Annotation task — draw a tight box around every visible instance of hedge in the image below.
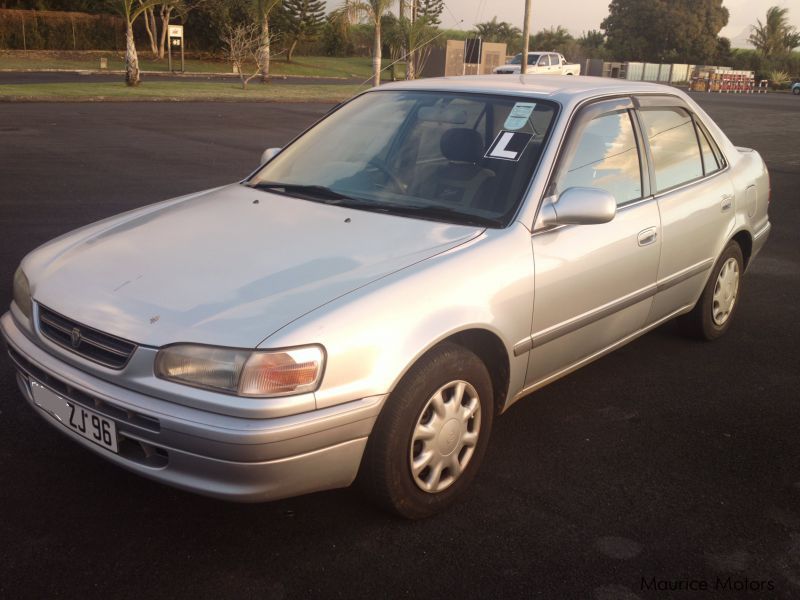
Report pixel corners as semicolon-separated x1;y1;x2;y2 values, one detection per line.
0;9;125;50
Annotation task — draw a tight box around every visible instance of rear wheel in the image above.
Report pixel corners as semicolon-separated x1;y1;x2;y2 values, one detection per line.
359;342;494;519
679;241;743;340
793;86;800;95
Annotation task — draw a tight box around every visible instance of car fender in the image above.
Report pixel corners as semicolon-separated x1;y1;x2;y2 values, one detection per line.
261;223;536;412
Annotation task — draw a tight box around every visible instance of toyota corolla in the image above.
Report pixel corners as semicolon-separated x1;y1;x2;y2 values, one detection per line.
2;76;771;518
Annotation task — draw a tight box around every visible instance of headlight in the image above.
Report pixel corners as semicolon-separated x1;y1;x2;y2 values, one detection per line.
155;344;325;397
12;266;33;320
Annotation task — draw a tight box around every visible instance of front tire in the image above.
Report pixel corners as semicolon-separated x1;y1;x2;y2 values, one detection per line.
359;342;494;519
679;241;744;340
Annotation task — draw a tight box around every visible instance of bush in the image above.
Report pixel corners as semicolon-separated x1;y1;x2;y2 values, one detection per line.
730;48;800;80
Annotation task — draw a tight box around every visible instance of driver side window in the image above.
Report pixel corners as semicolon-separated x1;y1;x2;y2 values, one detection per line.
553;110;643;206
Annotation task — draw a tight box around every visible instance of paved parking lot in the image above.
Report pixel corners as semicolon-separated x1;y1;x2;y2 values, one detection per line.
0;92;799;599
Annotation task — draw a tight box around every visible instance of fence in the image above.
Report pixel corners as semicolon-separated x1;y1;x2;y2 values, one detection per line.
689;74;768;94
584;59;763;93
622;62;693;83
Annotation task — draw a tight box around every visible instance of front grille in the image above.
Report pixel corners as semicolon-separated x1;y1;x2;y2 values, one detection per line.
38;306;137;369
7;345;160;433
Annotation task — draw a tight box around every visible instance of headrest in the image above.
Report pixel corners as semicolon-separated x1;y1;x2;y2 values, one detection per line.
440;128;483;163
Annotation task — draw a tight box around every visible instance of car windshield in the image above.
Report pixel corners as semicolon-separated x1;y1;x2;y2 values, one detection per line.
248;90;558;228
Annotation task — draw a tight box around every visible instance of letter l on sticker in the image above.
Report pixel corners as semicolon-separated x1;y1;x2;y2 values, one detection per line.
486;131;533;161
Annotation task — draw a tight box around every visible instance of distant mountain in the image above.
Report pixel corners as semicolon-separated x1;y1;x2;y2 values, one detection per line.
729;26;754;49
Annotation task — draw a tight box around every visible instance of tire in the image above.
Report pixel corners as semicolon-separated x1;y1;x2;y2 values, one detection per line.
358;342;494;519
679;241;744;341
793;86;800;95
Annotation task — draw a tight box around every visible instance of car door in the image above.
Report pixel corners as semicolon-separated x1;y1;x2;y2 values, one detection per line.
549;54;561;74
523;97;661;387
634;96;736;323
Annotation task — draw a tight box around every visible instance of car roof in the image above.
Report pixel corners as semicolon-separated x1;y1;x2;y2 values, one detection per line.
370;75;686;108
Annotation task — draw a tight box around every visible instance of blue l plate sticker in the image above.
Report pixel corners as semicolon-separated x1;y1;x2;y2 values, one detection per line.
485;131;533;161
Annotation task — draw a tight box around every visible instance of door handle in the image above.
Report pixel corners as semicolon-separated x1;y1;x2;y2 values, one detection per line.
721;194;733;212
637;227;658;247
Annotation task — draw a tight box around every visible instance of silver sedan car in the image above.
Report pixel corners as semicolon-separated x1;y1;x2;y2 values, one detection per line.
3;76;770;518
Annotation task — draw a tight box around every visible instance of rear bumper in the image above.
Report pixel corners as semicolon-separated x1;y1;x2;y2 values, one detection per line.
1;311;385;502
750;221;771;268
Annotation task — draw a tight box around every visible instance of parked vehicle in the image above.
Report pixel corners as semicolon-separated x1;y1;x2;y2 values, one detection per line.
493;52;581;75
3;76;770;518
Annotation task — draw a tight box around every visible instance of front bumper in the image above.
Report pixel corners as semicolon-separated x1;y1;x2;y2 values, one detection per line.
1;311;385;502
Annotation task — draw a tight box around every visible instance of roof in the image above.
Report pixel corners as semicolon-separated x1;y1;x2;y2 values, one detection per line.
371;75;687;108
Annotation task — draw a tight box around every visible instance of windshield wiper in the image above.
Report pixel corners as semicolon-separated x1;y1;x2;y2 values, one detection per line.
249;182;499;227
380;204;501;228
249;182;401;214
250;181;356;202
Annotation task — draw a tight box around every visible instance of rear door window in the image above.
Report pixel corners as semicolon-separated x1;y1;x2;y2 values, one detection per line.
639;108;704;192
695;122;723;176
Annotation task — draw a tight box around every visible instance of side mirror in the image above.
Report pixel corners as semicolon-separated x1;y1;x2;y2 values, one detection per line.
539;187;617;227
260;147;281;165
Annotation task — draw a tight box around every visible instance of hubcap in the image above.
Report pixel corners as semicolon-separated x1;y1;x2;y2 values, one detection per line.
712;257;740;326
409;380;481;493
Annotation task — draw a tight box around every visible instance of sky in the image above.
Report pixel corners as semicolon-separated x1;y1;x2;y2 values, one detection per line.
411;0;800;48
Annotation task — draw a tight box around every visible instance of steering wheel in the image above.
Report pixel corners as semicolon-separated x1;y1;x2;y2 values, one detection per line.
367;158;407;193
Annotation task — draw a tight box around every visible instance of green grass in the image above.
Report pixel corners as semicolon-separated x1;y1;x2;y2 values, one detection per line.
0;51;404;80
0;81;366;102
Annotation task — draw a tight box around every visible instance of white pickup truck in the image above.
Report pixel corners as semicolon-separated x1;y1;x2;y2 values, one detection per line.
493;52;581;76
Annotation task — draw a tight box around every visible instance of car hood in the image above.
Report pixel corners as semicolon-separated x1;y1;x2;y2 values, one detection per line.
494;65;521;73
27;184;482;348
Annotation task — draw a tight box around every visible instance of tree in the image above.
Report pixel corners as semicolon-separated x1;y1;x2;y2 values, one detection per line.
404;14;437;79
256;0;282;81
749;6;800;58
141;1;160;56
282;0;325;62
474;17;521;46
601;0;728;64
416;0;443;27
531;26;573;52
177;0;253;52
221;22;270;89
341;0;395;86
578;29;606;58
140;1;187;59
113;0;161;86
322;6;355;55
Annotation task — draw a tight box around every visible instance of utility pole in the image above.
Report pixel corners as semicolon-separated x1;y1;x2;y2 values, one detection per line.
521;0;532;75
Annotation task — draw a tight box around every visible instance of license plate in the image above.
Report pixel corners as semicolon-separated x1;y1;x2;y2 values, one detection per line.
30;380;119;453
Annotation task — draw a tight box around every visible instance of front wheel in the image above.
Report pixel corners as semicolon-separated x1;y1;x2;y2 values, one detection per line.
793;86;800;95
358;342;494;519
679;241;744;340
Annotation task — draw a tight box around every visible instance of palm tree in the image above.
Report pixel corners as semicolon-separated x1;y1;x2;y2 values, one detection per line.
749;6;800;57
116;0;161;86
256;0;282;81
341;0;396;86
531;26;573;52
474;17;521;46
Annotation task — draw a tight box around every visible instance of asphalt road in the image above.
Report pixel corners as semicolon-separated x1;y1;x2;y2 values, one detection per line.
0;92;799;600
